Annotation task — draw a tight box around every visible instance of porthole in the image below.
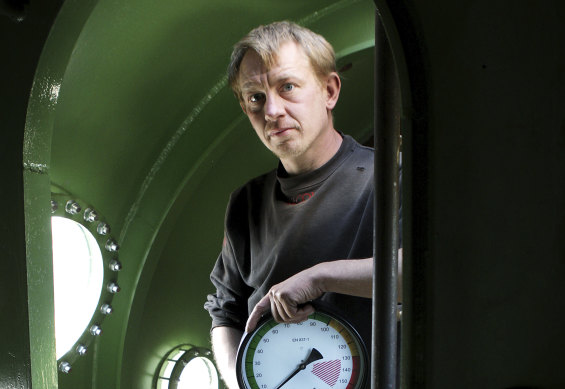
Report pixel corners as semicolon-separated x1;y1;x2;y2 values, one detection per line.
50;193;122;373
155;346;218;389
51;216;104;359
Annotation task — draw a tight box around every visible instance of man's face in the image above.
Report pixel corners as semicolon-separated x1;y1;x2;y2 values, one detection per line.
237;41;339;168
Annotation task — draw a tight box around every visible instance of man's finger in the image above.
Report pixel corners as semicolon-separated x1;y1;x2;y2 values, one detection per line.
271;295;285;323
245;294;271;333
295;303;316;321
273;295;293;322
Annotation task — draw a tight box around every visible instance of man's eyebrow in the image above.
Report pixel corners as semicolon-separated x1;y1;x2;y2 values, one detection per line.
240;81;262;92
272;72;302;84
240;72;304;93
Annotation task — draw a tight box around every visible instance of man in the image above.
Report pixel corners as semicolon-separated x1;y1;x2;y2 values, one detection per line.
204;21;374;389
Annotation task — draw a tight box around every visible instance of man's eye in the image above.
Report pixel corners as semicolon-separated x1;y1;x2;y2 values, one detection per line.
282;83;294;92
249;93;264;103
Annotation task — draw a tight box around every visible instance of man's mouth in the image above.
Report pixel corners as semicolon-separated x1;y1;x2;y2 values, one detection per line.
268;127;294;137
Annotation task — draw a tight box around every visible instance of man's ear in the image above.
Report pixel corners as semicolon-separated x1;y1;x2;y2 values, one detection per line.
325;72;341;110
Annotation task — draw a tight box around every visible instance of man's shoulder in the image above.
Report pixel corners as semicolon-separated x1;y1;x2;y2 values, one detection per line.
223;168;277;225
230;168;278;200
346;135;374;155
342;135;374;170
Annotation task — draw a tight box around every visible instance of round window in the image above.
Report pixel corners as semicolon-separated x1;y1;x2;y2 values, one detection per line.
156;346;218;389
51;216;104;360
177;356;218;389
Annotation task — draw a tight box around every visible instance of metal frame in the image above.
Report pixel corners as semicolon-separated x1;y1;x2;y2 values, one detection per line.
372;7;402;389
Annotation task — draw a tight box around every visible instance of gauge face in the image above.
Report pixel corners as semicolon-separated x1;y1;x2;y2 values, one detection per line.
236;311;367;389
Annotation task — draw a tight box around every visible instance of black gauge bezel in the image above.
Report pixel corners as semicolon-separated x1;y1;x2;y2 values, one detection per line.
235;306;368;389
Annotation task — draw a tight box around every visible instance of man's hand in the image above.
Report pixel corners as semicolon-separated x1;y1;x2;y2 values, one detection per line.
245;258;374;333
245;266;323;332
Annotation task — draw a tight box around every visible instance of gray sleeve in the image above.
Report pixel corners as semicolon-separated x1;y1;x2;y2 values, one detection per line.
204;243;250;332
204;188;254;331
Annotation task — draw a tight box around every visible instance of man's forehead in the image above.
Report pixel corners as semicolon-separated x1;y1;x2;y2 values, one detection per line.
239;50;271;78
238;42;312;87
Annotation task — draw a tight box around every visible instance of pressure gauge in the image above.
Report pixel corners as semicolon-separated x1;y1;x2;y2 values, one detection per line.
236;309;368;389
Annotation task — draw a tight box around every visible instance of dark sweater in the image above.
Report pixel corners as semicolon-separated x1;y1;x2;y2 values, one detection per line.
205;135;374;350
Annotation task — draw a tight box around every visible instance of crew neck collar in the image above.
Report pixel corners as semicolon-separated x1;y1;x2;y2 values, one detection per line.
277;134;355;197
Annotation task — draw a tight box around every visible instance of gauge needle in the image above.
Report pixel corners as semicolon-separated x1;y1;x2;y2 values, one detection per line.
275;348;324;389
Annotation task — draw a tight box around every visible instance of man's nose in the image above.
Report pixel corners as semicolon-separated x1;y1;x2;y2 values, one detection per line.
264;93;285;121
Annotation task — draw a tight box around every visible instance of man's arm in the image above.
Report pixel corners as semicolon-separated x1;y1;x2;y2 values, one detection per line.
245;250;403;333
211;326;243;389
245;258;373;333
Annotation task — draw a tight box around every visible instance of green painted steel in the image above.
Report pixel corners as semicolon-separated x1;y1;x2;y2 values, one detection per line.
1;1;63;388
9;0;565;388
21;1;375;388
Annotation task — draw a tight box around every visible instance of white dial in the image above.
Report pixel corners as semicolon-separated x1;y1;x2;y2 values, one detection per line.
236;311;367;389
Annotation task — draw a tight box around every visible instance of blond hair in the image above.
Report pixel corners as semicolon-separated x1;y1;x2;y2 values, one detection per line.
228;21;336;100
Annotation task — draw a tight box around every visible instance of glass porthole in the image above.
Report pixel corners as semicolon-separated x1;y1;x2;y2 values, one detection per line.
155;346;218;389
50;193;122;372
51;216;104;359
